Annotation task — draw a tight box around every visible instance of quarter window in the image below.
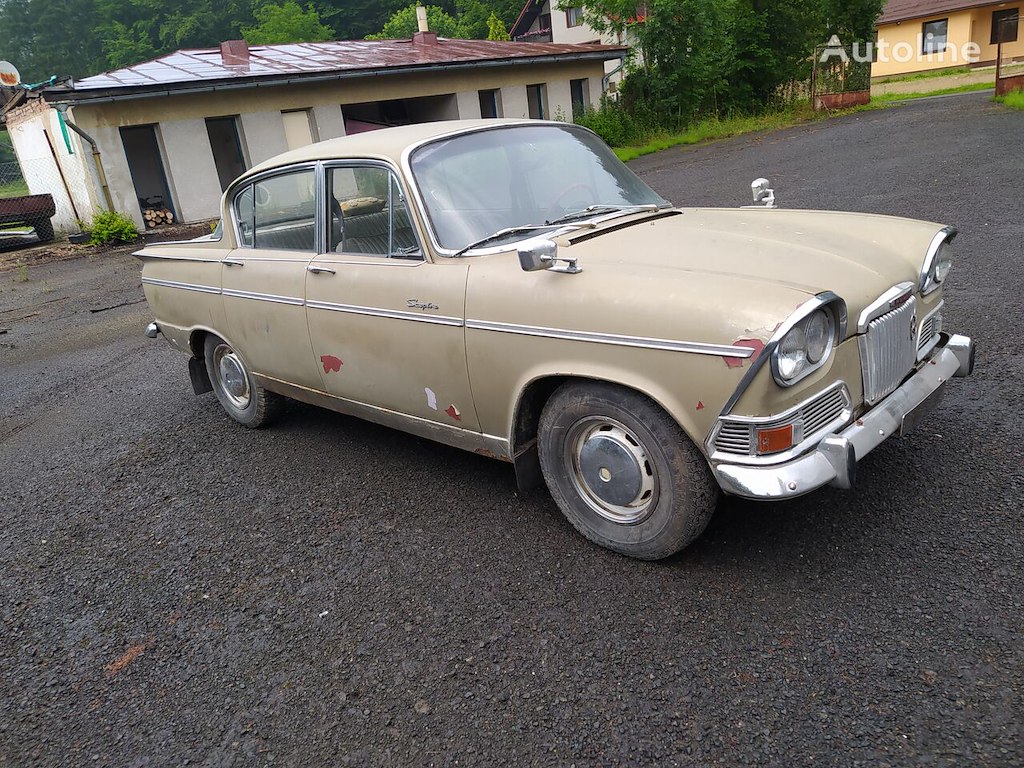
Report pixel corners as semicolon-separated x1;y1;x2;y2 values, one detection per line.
234;168;317;251
922;18;948;54
327;166;421;259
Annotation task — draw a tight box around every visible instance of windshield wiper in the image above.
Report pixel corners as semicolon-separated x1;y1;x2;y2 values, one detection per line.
453;225;556;257
545;203;662;226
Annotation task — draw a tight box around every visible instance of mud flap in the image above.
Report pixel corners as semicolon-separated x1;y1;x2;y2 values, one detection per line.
513;440;544;495
189;357;213;395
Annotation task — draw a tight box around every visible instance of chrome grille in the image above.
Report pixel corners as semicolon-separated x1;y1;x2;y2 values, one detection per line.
918;311;942;352
713;384;851;458
860;295;918;405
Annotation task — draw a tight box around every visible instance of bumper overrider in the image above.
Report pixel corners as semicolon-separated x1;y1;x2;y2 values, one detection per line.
713;333;975;500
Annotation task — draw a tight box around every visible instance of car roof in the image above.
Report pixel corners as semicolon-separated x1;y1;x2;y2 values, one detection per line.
246;118;545;176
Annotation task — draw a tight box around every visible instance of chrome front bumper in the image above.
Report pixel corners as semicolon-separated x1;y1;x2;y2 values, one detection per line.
713;334;974;500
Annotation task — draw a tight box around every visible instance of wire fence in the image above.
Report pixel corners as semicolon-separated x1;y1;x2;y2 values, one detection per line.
0;154;95;233
0;160;29;198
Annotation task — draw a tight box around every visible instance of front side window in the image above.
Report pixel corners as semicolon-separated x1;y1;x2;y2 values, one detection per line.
922;18;948;54
233;168;316;251
409;124;668;252
327;166;421;259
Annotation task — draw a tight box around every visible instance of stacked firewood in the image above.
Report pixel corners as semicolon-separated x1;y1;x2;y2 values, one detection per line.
143;207;175;228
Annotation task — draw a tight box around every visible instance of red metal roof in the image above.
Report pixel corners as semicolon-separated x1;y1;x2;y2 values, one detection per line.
67;37;626;93
878;0;1007;24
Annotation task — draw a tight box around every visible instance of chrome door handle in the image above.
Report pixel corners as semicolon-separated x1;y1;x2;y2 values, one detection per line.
307;265;336;275
222;259;244;267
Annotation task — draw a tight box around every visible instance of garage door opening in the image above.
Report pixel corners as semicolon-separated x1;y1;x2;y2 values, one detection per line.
206;116;248;191
119;124;177;221
343;94;459;134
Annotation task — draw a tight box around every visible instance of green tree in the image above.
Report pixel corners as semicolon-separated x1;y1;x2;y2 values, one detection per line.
366;4;460;39
455;0;491;38
486;11;511;40
822;0;884;41
242;1;334;43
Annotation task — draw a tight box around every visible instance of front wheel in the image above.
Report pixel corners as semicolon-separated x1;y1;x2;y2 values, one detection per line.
538;381;718;560
204;335;283;428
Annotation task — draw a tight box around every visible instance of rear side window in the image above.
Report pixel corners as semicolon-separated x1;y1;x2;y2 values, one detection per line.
233;168;316;252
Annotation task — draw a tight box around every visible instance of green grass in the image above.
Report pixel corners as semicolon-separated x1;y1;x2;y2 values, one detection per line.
868;81;995;104
994;90;1024;109
0;177;29;197
875;66;973;84
613;107;824;162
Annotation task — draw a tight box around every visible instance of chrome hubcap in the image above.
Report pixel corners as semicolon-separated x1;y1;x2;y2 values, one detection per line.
567;417;657;525
215;345;250;409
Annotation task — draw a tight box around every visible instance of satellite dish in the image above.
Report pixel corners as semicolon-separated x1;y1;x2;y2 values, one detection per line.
0;60;21;87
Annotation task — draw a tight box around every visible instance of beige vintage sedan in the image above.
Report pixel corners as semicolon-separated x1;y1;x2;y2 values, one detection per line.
139;119;975;559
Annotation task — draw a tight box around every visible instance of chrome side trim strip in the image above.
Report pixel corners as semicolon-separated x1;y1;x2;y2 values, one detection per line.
306;299;464;327
222;288;304;306
141;276;222;295
135;253;222;263
465;319;752;357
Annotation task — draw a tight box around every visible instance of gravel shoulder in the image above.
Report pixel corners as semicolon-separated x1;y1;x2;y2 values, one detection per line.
1;92;1022;767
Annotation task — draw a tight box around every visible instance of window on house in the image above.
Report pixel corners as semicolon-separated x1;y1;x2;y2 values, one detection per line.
206;116;247;192
234;169;317;251
566;7;584;27
526;84;548;120
478;89;503;119
282;109;317;150
327;166;420;258
922;18;948;54
539;12;552;31
992;8;1020;44
570;79;590;119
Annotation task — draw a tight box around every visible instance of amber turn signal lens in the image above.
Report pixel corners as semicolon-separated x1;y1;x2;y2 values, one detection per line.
756;424;794;455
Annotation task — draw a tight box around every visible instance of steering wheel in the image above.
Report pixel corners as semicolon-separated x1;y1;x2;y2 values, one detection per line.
545;183;597;222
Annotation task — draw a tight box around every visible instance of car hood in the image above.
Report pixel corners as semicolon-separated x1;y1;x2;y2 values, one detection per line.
560;207;945;324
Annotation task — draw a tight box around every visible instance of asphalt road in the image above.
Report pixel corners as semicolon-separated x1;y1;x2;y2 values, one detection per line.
1;92;1022;767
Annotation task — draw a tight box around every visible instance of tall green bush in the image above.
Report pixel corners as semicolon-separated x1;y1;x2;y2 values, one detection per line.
89;210;139;245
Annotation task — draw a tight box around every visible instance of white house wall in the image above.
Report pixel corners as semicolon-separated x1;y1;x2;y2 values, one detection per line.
56;60;607;227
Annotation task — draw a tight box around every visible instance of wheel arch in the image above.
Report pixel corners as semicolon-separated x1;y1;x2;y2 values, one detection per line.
510;372;707;493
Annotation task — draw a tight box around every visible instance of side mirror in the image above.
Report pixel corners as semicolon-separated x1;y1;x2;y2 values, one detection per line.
750;178;777;208
517;239;582;274
518;239;557;272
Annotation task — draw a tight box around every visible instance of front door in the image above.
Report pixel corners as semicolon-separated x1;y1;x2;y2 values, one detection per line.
221;166;320;388
304;164;478;431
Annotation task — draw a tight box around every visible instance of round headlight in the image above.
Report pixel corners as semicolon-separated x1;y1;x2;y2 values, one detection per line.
777;326;807;380
804;310;831;364
933;243;953;283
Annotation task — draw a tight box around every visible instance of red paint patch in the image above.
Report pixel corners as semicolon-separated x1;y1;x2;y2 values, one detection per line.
696;401;705;411
445;405;461;421
320;355;343;374
723;338;766;369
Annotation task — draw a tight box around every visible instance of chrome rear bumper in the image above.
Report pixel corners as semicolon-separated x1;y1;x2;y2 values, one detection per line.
714;334;974;500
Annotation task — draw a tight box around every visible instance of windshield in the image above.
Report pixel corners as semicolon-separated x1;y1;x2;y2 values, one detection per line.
409;124;669;253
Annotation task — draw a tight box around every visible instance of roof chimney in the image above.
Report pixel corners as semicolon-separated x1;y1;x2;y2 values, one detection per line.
220;40;250;66
412;5;439;44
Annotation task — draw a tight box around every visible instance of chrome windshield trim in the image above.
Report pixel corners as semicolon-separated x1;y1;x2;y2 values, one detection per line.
306;299;464;327
141;276;221;295
857;281;915;334
717;291;848;419
465;319;753;357
222;288;304;306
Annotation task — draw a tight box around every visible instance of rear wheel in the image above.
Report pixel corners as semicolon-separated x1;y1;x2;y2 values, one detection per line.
538;381;718;560
32;218;54;243
204;335;283;428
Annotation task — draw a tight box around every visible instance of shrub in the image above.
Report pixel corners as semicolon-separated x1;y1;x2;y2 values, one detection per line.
575;95;656;147
89;210;139;245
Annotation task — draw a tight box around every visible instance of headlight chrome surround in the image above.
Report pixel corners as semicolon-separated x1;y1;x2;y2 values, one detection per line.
770;295;846;388
920;226;956;296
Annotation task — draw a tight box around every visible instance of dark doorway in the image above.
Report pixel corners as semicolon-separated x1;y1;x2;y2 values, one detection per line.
206;116;247;191
119;125;176;218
